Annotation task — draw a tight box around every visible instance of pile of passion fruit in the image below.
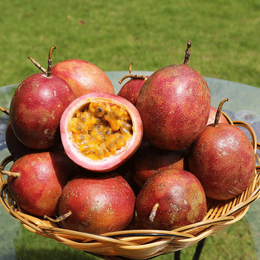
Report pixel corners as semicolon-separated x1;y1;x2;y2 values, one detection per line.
1;42;256;235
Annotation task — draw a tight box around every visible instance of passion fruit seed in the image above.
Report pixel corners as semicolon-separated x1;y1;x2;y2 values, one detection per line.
68;101;133;160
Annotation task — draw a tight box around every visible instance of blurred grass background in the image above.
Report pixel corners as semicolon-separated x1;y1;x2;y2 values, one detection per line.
0;0;260;88
0;0;259;259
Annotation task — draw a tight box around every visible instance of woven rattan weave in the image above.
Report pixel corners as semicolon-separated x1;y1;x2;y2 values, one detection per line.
1;113;259;260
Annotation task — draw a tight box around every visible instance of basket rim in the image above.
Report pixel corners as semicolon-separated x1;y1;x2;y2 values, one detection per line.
1;117;260;259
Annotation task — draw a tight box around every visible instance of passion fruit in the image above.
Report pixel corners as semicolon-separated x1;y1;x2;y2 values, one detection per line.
60;93;143;172
135;41;211;150
6;151;79;217
57;172;136;234
10;46;76;150
5;122;39;159
52;59;115;97
132;140;189;187
118;63;148;105
136;168;207;230
188;99;256;200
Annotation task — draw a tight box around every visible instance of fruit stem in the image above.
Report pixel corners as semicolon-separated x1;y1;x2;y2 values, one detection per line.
0;106;10;116
119;62;147;84
183;40;192;65
0;169;20;177
149;203;159;222
47;45;56;77
28;56;47;74
214;98;229;127
44;211;72;223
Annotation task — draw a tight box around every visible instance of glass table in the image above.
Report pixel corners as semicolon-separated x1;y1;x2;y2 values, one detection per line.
1;71;260;260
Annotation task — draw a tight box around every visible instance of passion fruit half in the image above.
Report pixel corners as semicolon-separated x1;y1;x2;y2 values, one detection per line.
60;93;143;172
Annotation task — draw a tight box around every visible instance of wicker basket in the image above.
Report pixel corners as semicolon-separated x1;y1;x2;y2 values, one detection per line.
1;113;260;260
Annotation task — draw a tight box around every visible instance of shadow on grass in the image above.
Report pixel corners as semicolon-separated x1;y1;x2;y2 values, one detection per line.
14;225;99;260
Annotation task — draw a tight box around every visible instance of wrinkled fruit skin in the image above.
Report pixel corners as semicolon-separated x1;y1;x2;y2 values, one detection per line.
188;123;256;200
135;64;211;150
60;93;143;172
132;140;189;187
118;76;148;105
8;151;78;217
136;168;207;230
9;73;76;150
207;106;229;125
52;59;115;97
59;172;136;234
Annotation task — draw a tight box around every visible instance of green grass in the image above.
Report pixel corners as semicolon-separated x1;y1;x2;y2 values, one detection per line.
0;0;260;88
0;1;259;259
10;218;256;260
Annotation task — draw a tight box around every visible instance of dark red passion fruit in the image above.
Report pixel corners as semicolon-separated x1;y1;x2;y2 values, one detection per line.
0;107;38;159
9;46;76;150
188;99;256;200
58;172;136;234
132;140;189;187
135;41;211;150
5;122;40;159
60;93;143;172
7;151;79;217
136;168;207;230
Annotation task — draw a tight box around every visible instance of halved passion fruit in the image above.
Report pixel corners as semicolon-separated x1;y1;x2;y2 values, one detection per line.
60;93;143;172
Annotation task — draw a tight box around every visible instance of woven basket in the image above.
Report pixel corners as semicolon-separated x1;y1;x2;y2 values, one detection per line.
1;112;260;260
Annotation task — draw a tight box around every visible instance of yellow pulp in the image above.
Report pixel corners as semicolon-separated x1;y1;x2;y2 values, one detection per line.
68;101;133;160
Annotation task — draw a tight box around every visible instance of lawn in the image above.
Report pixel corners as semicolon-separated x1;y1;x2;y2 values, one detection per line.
0;0;260;88
0;0;259;259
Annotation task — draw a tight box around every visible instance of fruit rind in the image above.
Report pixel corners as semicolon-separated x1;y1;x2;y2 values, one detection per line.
60;93;143;172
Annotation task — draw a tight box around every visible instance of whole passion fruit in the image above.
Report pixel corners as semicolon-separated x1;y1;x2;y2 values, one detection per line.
60;93;143;172
135;41;211;150
58;172;136;234
7;151;79;217
52;59;115;97
188;99;256;200
10;46;76;150
136;168;207;230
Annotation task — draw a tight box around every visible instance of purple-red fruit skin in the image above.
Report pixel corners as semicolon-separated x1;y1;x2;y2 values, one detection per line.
10;73;76;150
118;76;148;105
136;168;207;230
59;172;136;234
188;123;255;200
8;151;77;217
52;59;115;97
136;64;211;150
132;140;189;187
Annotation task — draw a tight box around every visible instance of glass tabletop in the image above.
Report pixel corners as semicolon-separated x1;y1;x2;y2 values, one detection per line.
1;71;260;260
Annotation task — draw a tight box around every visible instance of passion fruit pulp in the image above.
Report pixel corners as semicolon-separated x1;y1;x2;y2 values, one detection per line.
60;93;143;172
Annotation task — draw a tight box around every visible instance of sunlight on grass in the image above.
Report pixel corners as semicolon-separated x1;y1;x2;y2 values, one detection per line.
0;0;259;87
0;1;259;259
